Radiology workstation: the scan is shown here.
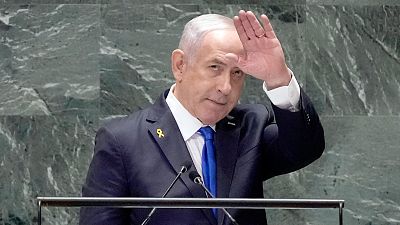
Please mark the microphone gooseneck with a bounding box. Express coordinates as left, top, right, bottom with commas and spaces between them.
189, 171, 200, 182
189, 171, 202, 184
180, 160, 192, 174
140, 162, 192, 225
161, 161, 192, 198
188, 171, 240, 225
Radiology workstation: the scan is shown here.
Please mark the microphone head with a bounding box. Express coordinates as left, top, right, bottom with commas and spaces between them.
181, 161, 192, 173
189, 171, 201, 183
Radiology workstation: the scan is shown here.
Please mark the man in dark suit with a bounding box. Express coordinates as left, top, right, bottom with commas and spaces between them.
80, 10, 324, 225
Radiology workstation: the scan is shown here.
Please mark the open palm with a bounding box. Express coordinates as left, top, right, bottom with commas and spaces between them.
226, 10, 291, 89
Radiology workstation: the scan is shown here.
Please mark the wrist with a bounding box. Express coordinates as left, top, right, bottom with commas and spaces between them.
265, 67, 291, 90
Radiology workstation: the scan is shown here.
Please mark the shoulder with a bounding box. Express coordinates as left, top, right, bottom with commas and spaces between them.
99, 107, 151, 138
230, 104, 273, 122
219, 103, 274, 133
99, 90, 170, 137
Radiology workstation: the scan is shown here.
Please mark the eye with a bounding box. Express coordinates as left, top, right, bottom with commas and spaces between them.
232, 69, 244, 79
209, 65, 219, 70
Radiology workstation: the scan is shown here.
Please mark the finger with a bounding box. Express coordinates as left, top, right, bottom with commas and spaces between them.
233, 16, 250, 45
245, 11, 265, 37
238, 10, 256, 38
261, 14, 276, 38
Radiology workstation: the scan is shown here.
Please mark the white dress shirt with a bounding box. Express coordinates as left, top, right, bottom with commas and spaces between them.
165, 72, 301, 177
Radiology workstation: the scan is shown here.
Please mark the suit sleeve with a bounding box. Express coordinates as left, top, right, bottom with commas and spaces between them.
79, 127, 130, 225
261, 88, 325, 179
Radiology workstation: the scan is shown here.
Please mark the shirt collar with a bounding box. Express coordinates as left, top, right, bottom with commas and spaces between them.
166, 84, 216, 141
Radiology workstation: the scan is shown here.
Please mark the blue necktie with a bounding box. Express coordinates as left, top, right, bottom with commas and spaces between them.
199, 126, 217, 218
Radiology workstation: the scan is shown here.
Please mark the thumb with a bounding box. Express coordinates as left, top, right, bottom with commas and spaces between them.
224, 53, 247, 69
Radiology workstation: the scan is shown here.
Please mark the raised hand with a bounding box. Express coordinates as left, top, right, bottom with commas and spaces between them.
226, 10, 291, 90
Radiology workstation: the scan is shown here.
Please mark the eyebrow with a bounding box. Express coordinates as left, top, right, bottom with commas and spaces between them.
208, 58, 227, 65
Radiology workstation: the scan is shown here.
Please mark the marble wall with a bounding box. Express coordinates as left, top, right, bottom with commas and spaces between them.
0, 0, 399, 224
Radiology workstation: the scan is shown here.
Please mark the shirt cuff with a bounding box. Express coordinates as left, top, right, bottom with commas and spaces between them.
262, 69, 301, 112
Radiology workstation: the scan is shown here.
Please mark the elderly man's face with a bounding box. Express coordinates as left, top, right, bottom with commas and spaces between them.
173, 29, 245, 125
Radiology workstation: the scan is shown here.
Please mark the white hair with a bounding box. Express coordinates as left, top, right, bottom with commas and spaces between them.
178, 14, 235, 64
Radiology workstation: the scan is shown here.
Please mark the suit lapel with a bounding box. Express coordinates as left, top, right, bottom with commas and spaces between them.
148, 112, 205, 198
215, 115, 240, 225
147, 92, 217, 225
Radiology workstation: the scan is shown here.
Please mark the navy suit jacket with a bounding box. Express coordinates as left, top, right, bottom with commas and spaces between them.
80, 89, 324, 225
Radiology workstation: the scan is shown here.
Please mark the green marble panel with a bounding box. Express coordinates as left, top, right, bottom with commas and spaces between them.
99, 3, 306, 115
307, 0, 400, 6
3, 0, 100, 3
264, 116, 400, 224
305, 5, 400, 116
1, 0, 305, 4
99, 3, 185, 115
102, 0, 305, 5
0, 4, 100, 116
0, 114, 97, 225
203, 0, 306, 5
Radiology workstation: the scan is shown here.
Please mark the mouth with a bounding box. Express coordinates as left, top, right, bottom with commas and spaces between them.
207, 98, 227, 105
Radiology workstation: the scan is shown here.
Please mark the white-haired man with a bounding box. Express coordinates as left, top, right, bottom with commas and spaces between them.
80, 10, 324, 225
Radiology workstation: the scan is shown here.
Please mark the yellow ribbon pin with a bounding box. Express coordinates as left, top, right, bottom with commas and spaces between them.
156, 128, 165, 138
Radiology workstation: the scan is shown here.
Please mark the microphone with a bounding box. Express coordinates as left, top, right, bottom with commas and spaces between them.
188, 171, 239, 225
140, 161, 192, 225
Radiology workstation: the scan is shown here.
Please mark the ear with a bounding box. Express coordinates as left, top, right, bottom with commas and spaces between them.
171, 49, 186, 82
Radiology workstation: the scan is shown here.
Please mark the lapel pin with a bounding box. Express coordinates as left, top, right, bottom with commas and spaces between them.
226, 115, 236, 126
227, 121, 236, 126
156, 128, 165, 138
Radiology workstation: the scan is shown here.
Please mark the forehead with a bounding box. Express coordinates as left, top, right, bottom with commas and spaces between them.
198, 29, 244, 59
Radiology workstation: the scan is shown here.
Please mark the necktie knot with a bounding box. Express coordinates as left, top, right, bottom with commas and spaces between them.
199, 126, 214, 141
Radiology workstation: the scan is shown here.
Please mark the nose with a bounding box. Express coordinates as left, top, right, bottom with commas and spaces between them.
217, 72, 232, 95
